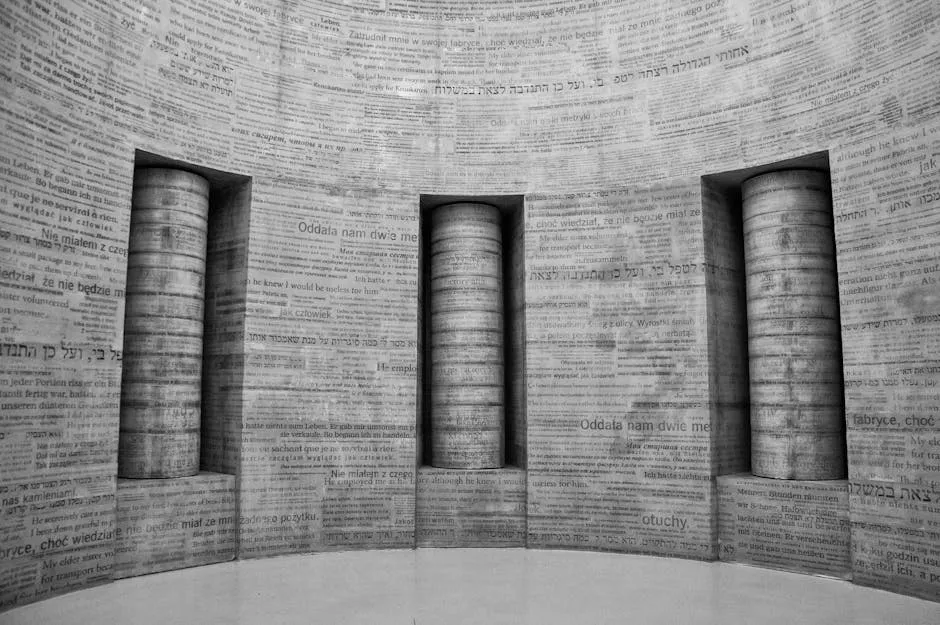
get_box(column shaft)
[429,203,505,469]
[743,170,845,480]
[119,168,209,478]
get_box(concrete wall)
[1,0,938,610]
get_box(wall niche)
[415,194,527,547]
[112,151,251,579]
[703,152,852,580]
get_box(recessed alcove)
[703,152,852,579]
[415,194,526,547]
[113,151,251,579]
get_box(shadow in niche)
[701,149,847,479]
[417,194,526,470]
[702,151,830,193]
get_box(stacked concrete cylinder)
[119,169,209,478]
[429,203,505,469]
[743,170,845,480]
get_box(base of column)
[114,472,236,579]
[416,466,526,547]
[718,473,850,579]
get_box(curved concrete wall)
[1,0,938,610]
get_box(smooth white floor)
[3,549,940,624]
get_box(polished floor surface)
[4,549,940,624]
